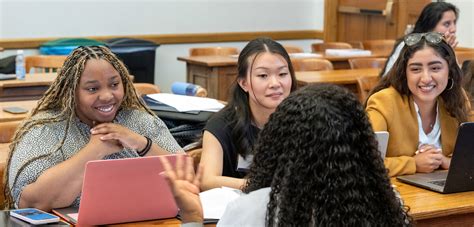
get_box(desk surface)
[0,73,56,88]
[177,54,387,67]
[0,100,37,122]
[393,178,474,221]
[109,178,474,226]
[296,68,380,85]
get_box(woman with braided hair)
[161,84,411,226]
[4,46,182,210]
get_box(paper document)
[67,213,78,222]
[147,93,225,112]
[325,49,372,57]
[289,53,322,58]
[200,187,241,219]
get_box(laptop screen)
[75,155,181,225]
[375,131,389,158]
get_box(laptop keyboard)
[428,180,446,187]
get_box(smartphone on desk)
[10,208,60,225]
[2,106,28,114]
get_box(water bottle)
[171,82,207,97]
[15,50,26,80]
[405,24,414,35]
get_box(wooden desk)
[296,68,380,94]
[108,179,474,226]
[177,55,237,101]
[0,100,37,122]
[0,73,56,101]
[108,218,214,226]
[393,178,474,226]
[317,53,387,69]
[178,55,385,100]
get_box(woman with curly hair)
[200,37,297,191]
[161,84,411,226]
[366,32,470,177]
[4,46,182,211]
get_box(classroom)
[1,0,474,226]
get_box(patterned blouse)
[8,108,182,207]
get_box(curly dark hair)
[243,84,411,226]
[369,35,468,123]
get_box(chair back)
[189,47,238,56]
[283,45,304,54]
[362,40,396,56]
[291,58,333,72]
[133,83,161,96]
[349,58,387,69]
[348,41,364,49]
[25,55,67,73]
[0,121,21,143]
[311,42,352,53]
[357,76,380,103]
[456,51,474,67]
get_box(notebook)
[397,122,474,194]
[53,155,180,226]
[375,131,389,158]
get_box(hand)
[416,144,440,154]
[160,155,204,223]
[440,155,451,170]
[414,149,443,173]
[87,133,123,157]
[91,123,148,151]
[444,31,458,49]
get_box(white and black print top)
[9,108,182,208]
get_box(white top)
[217,187,270,226]
[414,102,441,149]
[382,41,405,77]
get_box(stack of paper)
[289,53,322,58]
[325,49,372,57]
[146,93,225,112]
[200,187,242,220]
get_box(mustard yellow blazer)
[366,87,460,177]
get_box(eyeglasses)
[404,32,444,46]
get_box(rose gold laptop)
[53,155,180,226]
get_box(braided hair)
[3,46,153,208]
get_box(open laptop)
[375,131,389,158]
[397,122,474,194]
[53,155,180,226]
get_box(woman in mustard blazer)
[366,32,470,177]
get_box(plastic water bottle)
[15,50,26,80]
[405,24,414,35]
[171,82,207,97]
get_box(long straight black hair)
[221,37,297,158]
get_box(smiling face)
[75,59,124,127]
[238,52,293,113]
[406,46,449,106]
[433,10,457,35]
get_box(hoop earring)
[446,78,454,91]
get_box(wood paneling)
[0,30,324,50]
[325,0,431,42]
